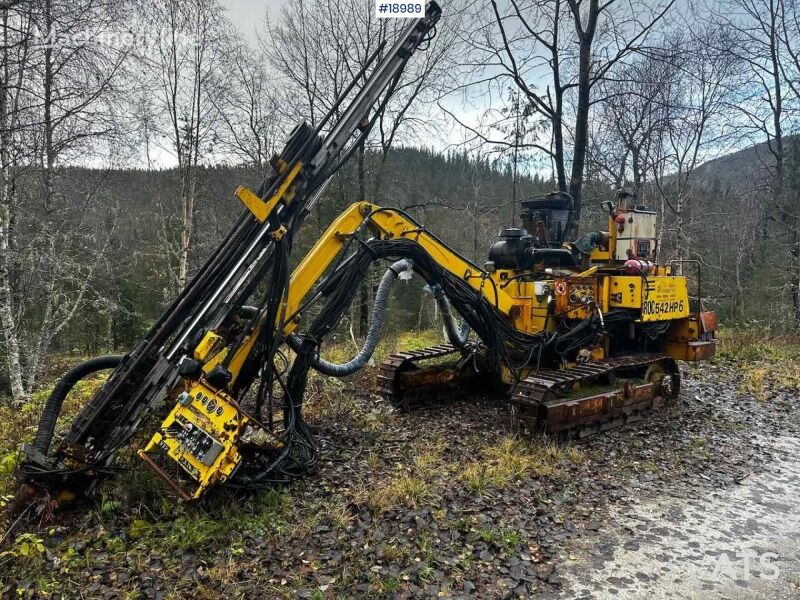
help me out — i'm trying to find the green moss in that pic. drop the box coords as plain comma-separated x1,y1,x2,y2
121,489,290,558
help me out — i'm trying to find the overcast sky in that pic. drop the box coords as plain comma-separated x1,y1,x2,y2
130,0,471,168
219,0,476,152
223,0,282,45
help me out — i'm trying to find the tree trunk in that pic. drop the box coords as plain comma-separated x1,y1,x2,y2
769,11,784,214
178,168,195,288
655,192,665,263
0,192,23,402
567,0,599,236
473,189,480,259
793,210,800,326
734,251,744,319
552,110,567,193
0,10,25,403
550,14,566,194
0,172,24,402
0,267,24,401
27,0,58,394
676,191,686,265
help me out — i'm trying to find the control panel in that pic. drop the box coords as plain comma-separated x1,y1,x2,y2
166,413,224,467
554,277,599,319
568,283,595,305
139,381,279,499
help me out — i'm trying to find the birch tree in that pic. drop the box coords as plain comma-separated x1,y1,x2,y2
0,2,35,401
138,0,226,289
0,0,128,402
650,27,742,262
779,0,800,321
716,0,800,320
589,49,678,195
213,38,284,169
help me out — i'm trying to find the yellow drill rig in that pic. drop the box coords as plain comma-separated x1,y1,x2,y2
16,2,716,503
376,189,717,437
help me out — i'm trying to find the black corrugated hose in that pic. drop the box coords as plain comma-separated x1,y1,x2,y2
33,355,123,455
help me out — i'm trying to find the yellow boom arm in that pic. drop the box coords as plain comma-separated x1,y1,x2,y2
285,202,517,329
208,201,517,388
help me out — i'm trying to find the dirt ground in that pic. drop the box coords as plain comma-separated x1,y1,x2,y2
1,357,799,599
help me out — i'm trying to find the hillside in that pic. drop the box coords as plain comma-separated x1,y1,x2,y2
2,137,797,394
691,134,800,191
1,147,552,370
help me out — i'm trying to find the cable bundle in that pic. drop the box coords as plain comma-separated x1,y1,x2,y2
218,229,639,489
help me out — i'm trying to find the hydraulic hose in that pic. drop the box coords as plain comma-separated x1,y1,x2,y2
33,355,123,455
288,259,413,377
431,285,470,348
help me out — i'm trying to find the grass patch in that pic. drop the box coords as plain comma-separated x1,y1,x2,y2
718,328,800,400
365,472,434,514
474,527,522,552
312,494,356,530
411,438,444,478
305,376,357,419
740,366,770,401
389,329,443,353
125,489,291,555
303,328,447,430
458,437,580,494
717,328,800,363
313,328,443,367
360,437,446,514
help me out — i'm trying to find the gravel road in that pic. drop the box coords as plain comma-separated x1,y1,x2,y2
560,435,800,599
558,364,800,600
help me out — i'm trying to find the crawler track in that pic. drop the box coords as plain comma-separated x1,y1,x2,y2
377,343,481,410
510,353,680,439
379,348,680,438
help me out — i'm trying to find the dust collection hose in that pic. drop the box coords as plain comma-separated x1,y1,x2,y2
289,259,470,376
288,259,415,376
431,284,470,348
33,355,123,455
